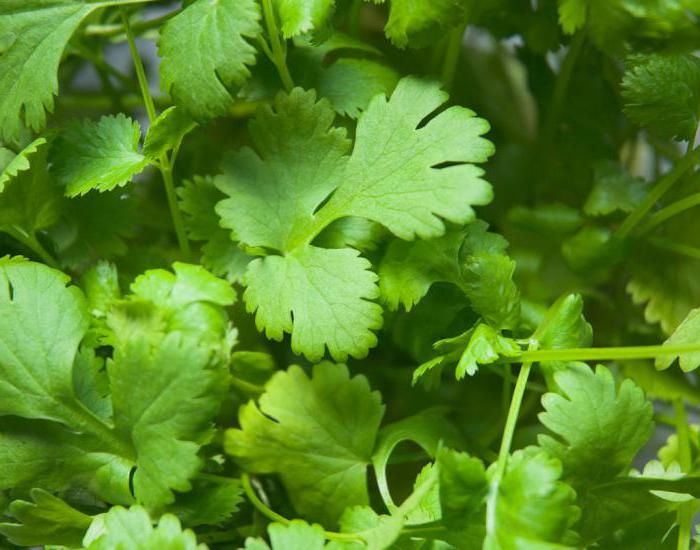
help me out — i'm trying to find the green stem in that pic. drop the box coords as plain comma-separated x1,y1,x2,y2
261,0,294,92
617,146,700,239
640,190,700,233
512,342,700,364
85,10,177,37
674,399,693,550
441,25,465,90
487,347,537,534
122,12,191,259
649,237,700,262
6,227,59,268
230,376,265,395
242,474,362,542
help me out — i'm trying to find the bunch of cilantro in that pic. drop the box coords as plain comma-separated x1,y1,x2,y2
3,0,700,548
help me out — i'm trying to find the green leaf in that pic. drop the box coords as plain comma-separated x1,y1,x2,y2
0,138,62,235
143,106,197,159
454,324,520,379
374,0,470,48
317,58,399,119
52,114,148,197
0,137,45,192
108,333,227,508
178,175,251,283
83,505,206,550
167,478,244,527
215,78,492,361
106,262,237,358
656,308,700,372
436,448,488,529
0,258,88,423
275,0,336,37
533,294,593,353
226,363,384,526
485,447,579,549
245,521,327,550
538,364,654,485
0,489,92,547
0,0,115,142
243,246,382,362
622,54,700,141
584,161,647,216
159,0,262,121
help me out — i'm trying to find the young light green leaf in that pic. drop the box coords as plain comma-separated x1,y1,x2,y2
159,0,262,121
373,0,470,48
275,0,336,37
245,521,327,550
455,324,520,379
539,364,654,485
143,106,197,159
533,293,592,352
83,505,206,550
656,308,700,372
0,489,92,547
226,363,384,526
622,54,700,141
52,114,148,197
485,447,579,549
243,246,381,362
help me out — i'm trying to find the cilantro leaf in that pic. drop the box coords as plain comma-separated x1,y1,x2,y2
0,489,92,547
226,363,384,526
0,258,88,423
83,505,206,550
109,333,227,508
532,293,592,353
584,161,647,216
215,78,492,360
539,364,654,485
437,448,488,529
167,478,243,527
485,447,579,549
159,0,262,121
0,138,62,237
143,106,197,159
243,246,382,362
656,308,700,372
245,521,327,550
275,0,336,37
52,114,149,197
373,0,470,48
178,175,251,283
622,54,700,142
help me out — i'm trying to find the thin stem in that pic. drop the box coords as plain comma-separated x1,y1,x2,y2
85,10,177,37
6,227,59,268
261,0,294,92
617,146,700,239
242,474,362,542
230,375,265,395
640,190,700,234
487,344,537,534
650,237,700,262
674,399,693,550
511,342,700,364
122,12,156,122
161,161,193,259
122,11,191,259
